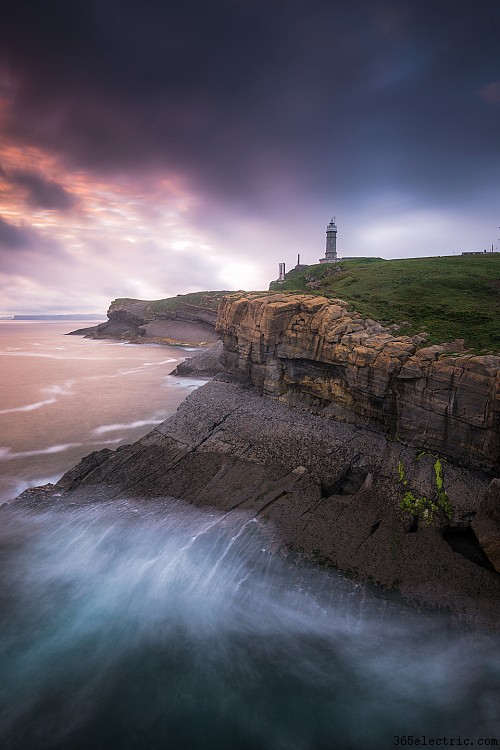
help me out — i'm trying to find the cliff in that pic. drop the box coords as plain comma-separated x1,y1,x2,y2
69,295,221,346
13,290,500,625
216,293,500,476
269,254,500,352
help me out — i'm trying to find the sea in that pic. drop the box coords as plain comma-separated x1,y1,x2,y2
0,321,499,749
0,320,205,503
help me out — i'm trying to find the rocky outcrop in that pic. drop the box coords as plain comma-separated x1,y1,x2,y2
169,340,227,378
216,294,500,475
70,298,218,346
472,479,500,572
19,290,500,626
14,380,500,627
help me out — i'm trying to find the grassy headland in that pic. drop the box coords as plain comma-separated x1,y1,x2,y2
149,290,234,314
270,255,500,352
111,291,234,317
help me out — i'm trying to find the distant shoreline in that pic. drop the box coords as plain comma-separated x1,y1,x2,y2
9,315,106,321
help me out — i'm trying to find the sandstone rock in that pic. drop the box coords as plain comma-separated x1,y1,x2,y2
70,298,219,345
216,294,500,474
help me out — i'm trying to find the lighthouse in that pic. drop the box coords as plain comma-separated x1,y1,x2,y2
319,217,338,263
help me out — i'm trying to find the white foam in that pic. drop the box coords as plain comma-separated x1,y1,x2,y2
93,419,163,435
8,473,64,499
0,398,57,415
163,376,209,389
0,351,118,361
42,381,75,397
118,359,179,376
0,443,82,460
0,380,75,415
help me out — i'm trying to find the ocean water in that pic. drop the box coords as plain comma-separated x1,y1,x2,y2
1,322,499,749
0,321,205,502
0,500,499,750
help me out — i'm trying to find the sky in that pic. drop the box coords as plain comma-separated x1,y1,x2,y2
1,0,499,314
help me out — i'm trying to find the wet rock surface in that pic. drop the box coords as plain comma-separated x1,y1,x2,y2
169,340,226,378
472,479,500,573
13,380,500,628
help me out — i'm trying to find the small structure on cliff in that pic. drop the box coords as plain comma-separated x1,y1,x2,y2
295,253,309,270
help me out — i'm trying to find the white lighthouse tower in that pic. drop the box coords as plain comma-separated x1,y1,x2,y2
319,217,338,263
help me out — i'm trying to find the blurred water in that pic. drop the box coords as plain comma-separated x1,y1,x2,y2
0,321,204,501
0,499,499,750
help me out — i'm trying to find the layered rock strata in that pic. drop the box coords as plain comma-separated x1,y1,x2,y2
169,340,226,378
15,291,500,623
216,294,500,475
70,298,218,346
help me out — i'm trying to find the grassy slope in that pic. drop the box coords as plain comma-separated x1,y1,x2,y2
149,290,234,314
112,291,235,316
270,255,500,352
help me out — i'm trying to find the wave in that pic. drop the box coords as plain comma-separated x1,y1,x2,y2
0,499,498,749
164,375,210,389
0,381,75,415
93,419,164,435
117,359,179,376
0,351,117,361
0,443,82,460
7,473,64,498
42,381,75,397
0,398,57,415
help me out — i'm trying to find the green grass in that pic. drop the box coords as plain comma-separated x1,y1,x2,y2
149,291,235,315
269,255,500,352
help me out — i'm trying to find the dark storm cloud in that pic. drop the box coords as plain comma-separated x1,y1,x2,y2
0,167,77,210
1,0,499,208
0,216,32,248
0,215,70,271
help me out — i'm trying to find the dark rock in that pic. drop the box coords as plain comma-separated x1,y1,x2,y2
170,341,226,378
442,526,496,572
472,478,500,572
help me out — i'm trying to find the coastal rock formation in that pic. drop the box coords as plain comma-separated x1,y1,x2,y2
216,294,500,475
15,380,500,627
169,340,227,378
70,297,219,346
15,290,500,626
472,479,500,573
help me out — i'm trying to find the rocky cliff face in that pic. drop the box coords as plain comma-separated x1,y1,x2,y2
217,293,500,475
14,290,500,621
70,298,218,345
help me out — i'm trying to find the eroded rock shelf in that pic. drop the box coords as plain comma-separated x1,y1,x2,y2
13,292,500,627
